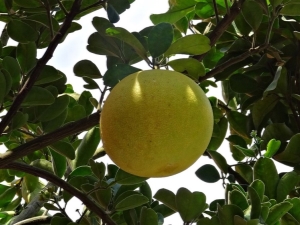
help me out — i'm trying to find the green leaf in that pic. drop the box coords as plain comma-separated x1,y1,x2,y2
7,20,38,43
63,176,90,202
68,166,93,180
165,34,210,56
115,168,148,185
241,0,263,31
24,173,39,193
252,94,279,129
148,23,173,58
94,182,111,209
235,164,253,184
50,140,75,160
89,159,106,180
175,188,206,222
140,207,158,225
229,74,259,93
281,213,299,225
276,172,300,202
35,65,62,85
0,72,6,104
150,1,195,25
1,69,12,96
208,150,228,174
31,159,54,174
22,86,55,106
280,3,300,16
218,204,244,225
10,111,28,130
226,111,250,141
51,216,72,224
107,4,120,23
264,66,288,96
50,149,67,178
0,187,17,208
114,194,149,211
285,198,300,222
233,145,256,157
229,189,248,210
154,189,177,211
207,117,228,151
38,95,70,122
139,181,152,202
106,27,148,60
65,104,86,123
103,64,140,88
42,108,67,133
73,60,102,79
249,179,265,201
195,164,220,183
275,134,300,164
82,76,100,90
14,0,41,8
2,56,21,89
247,186,261,219
73,127,100,168
266,202,293,225
168,58,206,80
78,91,94,115
253,158,279,199
264,139,281,158
16,42,37,74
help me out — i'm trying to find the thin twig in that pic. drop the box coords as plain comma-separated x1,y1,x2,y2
193,0,246,62
0,112,100,168
5,162,116,225
0,0,83,135
212,0,219,24
57,0,69,15
199,44,269,82
45,0,54,39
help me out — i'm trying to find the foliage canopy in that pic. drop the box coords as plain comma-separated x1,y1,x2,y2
1,0,300,224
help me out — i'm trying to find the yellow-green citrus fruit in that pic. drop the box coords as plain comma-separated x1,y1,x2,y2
100,70,213,177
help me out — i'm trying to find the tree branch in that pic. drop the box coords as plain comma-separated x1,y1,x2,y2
0,0,83,135
5,162,116,225
193,0,246,62
14,216,52,225
0,112,100,168
199,44,269,82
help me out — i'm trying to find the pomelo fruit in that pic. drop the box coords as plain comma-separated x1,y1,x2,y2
100,70,213,177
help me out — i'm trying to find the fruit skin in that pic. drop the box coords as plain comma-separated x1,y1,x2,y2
100,70,213,177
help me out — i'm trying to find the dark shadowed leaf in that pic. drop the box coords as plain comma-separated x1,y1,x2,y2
285,198,300,222
195,164,220,183
208,150,228,174
35,65,62,85
175,188,207,222
2,56,21,89
115,169,148,185
207,117,228,151
218,204,244,225
229,74,258,93
89,159,106,180
22,86,55,106
103,64,140,87
276,172,300,202
154,189,177,211
275,134,300,164
106,27,148,60
7,20,38,43
148,23,173,58
73,60,102,79
68,166,93,181
140,207,158,225
241,0,263,31
16,42,36,74
114,194,149,211
50,140,75,160
106,4,120,23
280,3,300,16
